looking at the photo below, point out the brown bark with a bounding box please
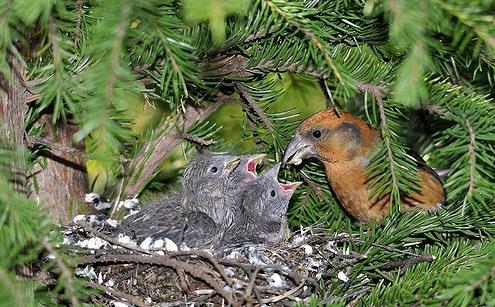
[31,116,92,224]
[0,54,29,193]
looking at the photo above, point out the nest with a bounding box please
[64,215,368,306]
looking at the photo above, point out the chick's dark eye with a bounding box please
[270,190,276,197]
[312,129,321,138]
[210,166,218,173]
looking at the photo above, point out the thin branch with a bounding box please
[0,267,24,307]
[78,254,238,306]
[85,280,149,307]
[356,82,400,203]
[262,0,343,81]
[236,82,275,133]
[183,133,216,146]
[381,254,435,270]
[299,171,324,200]
[74,0,84,46]
[244,267,259,305]
[111,92,232,211]
[423,100,477,202]
[465,120,476,198]
[41,238,80,307]
[27,135,87,160]
[76,221,153,255]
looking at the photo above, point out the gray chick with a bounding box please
[216,153,266,226]
[181,152,241,224]
[116,153,241,247]
[217,163,301,249]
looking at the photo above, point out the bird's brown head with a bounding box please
[283,110,379,165]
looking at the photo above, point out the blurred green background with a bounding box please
[87,73,326,193]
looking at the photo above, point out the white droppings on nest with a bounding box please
[233,281,244,290]
[105,279,115,287]
[152,239,164,249]
[145,297,152,304]
[227,250,242,260]
[116,234,137,247]
[140,237,154,250]
[98,272,104,284]
[73,215,86,223]
[155,250,165,256]
[123,210,140,219]
[247,247,266,266]
[76,237,109,249]
[179,242,191,251]
[338,271,349,283]
[301,244,313,255]
[267,273,287,288]
[75,265,97,280]
[94,201,112,211]
[46,254,56,260]
[84,193,100,203]
[123,197,140,209]
[106,219,118,228]
[291,235,305,246]
[224,267,235,278]
[163,238,178,252]
[111,301,131,307]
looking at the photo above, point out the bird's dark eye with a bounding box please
[270,190,276,197]
[210,166,218,173]
[312,129,321,138]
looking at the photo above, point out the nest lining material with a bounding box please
[65,214,368,306]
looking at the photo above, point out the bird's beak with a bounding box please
[263,162,281,180]
[224,157,241,171]
[246,153,266,176]
[283,134,315,165]
[280,181,302,192]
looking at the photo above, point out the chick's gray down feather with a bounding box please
[217,163,300,249]
[116,153,243,247]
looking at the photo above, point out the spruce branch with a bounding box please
[437,1,495,50]
[74,0,84,46]
[84,281,149,307]
[0,268,23,307]
[183,133,216,146]
[26,135,87,161]
[41,237,80,307]
[465,120,476,199]
[376,90,400,204]
[261,0,344,82]
[104,3,131,110]
[236,82,275,133]
[111,92,232,211]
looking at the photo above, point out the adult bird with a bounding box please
[283,109,445,222]
[217,163,301,249]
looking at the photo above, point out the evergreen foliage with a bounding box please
[1,0,494,305]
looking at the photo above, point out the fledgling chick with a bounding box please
[117,154,240,243]
[117,153,267,247]
[283,109,445,222]
[217,163,301,249]
[181,153,241,224]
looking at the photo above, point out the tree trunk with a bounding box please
[0,54,28,193]
[31,116,92,224]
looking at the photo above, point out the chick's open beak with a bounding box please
[280,181,302,192]
[247,153,266,175]
[224,157,240,172]
[263,162,281,180]
[283,134,315,165]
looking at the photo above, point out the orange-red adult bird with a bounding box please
[283,109,445,222]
